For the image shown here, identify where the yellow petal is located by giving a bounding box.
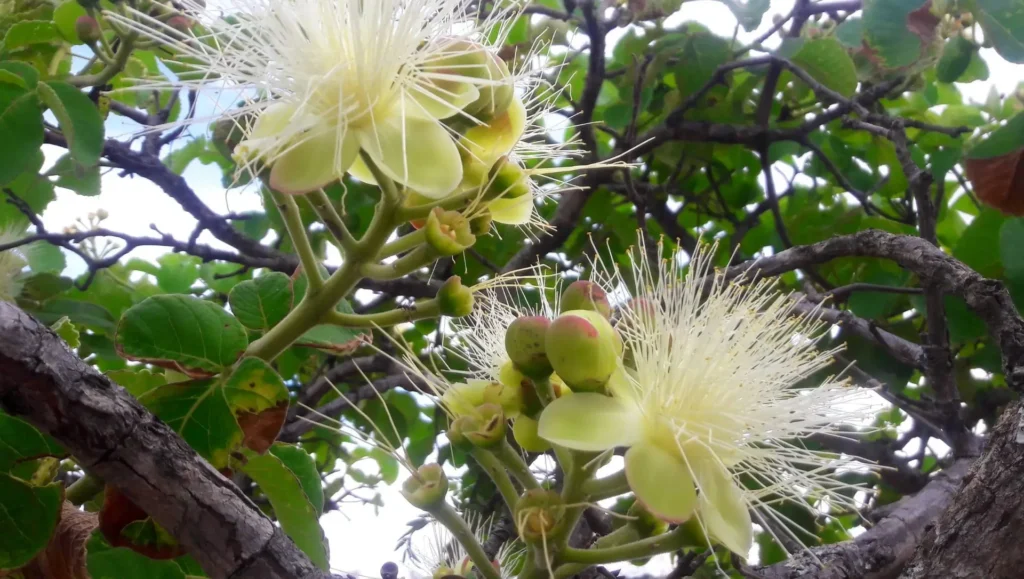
[441,380,490,417]
[460,95,527,166]
[625,443,697,523]
[407,82,480,120]
[537,393,642,452]
[268,129,359,195]
[347,155,377,186]
[357,113,462,198]
[488,194,534,225]
[692,454,752,557]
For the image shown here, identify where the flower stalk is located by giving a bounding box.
[429,502,503,579]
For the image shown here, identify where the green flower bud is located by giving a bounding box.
[425,208,476,256]
[545,310,622,392]
[437,276,475,318]
[627,500,669,538]
[487,159,530,200]
[401,463,449,510]
[483,380,523,418]
[560,280,611,319]
[469,210,493,236]
[461,403,506,448]
[514,489,566,543]
[75,15,101,43]
[446,416,471,448]
[512,415,551,453]
[505,316,553,378]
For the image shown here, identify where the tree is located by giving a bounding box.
[1,0,1024,577]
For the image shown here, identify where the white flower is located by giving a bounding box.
[0,227,31,302]
[409,513,523,579]
[537,241,879,557]
[111,0,533,197]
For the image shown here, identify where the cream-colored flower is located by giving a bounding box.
[112,0,531,197]
[537,241,879,557]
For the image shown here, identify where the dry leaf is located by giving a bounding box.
[965,148,1024,215]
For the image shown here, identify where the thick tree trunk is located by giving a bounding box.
[0,302,337,579]
[900,401,1024,579]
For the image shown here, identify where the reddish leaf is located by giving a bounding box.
[906,2,940,44]
[238,402,289,453]
[965,149,1024,215]
[98,487,185,560]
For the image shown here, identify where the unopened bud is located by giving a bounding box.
[401,463,449,510]
[469,210,493,236]
[166,15,193,35]
[75,15,101,43]
[627,500,669,538]
[515,489,566,543]
[513,415,551,453]
[487,159,530,200]
[484,381,523,418]
[95,208,109,220]
[433,39,514,123]
[505,316,553,378]
[437,276,475,317]
[545,310,622,392]
[560,280,611,319]
[425,208,476,256]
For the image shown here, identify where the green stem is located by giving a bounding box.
[551,527,644,578]
[308,189,356,255]
[558,525,693,568]
[431,502,503,579]
[360,151,401,206]
[495,440,540,491]
[581,468,628,501]
[66,473,104,506]
[472,448,520,511]
[376,228,426,260]
[273,191,323,293]
[324,299,440,328]
[69,34,134,87]
[361,246,433,280]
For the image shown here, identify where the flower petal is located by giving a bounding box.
[357,113,462,198]
[441,380,490,417]
[488,194,534,225]
[347,155,377,186]
[460,96,527,166]
[268,129,359,195]
[407,82,480,120]
[625,442,697,523]
[537,393,642,452]
[692,454,752,557]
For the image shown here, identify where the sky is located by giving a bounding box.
[31,0,1024,577]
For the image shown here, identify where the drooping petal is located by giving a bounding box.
[537,393,642,452]
[347,155,377,186]
[460,96,527,166]
[407,82,480,120]
[692,454,753,557]
[357,112,463,198]
[268,129,359,195]
[488,194,534,225]
[625,442,697,523]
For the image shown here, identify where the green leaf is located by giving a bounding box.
[0,475,62,570]
[967,112,1024,159]
[86,532,197,579]
[0,410,64,473]
[718,0,770,31]
[954,208,1005,278]
[939,105,985,128]
[1000,218,1024,282]
[32,298,116,335]
[53,1,89,44]
[241,449,329,569]
[50,315,80,348]
[3,21,59,49]
[269,443,325,516]
[106,368,167,398]
[37,81,104,167]
[936,37,975,83]
[50,152,101,196]
[115,295,248,377]
[138,358,289,466]
[228,272,294,331]
[296,324,368,355]
[672,31,732,98]
[0,66,44,186]
[974,0,1024,63]
[835,18,864,49]
[26,241,66,274]
[19,272,72,302]
[862,0,938,69]
[791,37,858,98]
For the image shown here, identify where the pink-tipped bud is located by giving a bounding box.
[75,15,101,43]
[166,15,193,35]
[545,310,621,392]
[560,280,611,319]
[505,316,553,378]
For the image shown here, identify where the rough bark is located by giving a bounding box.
[0,302,337,579]
[900,402,1024,579]
[752,459,972,579]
